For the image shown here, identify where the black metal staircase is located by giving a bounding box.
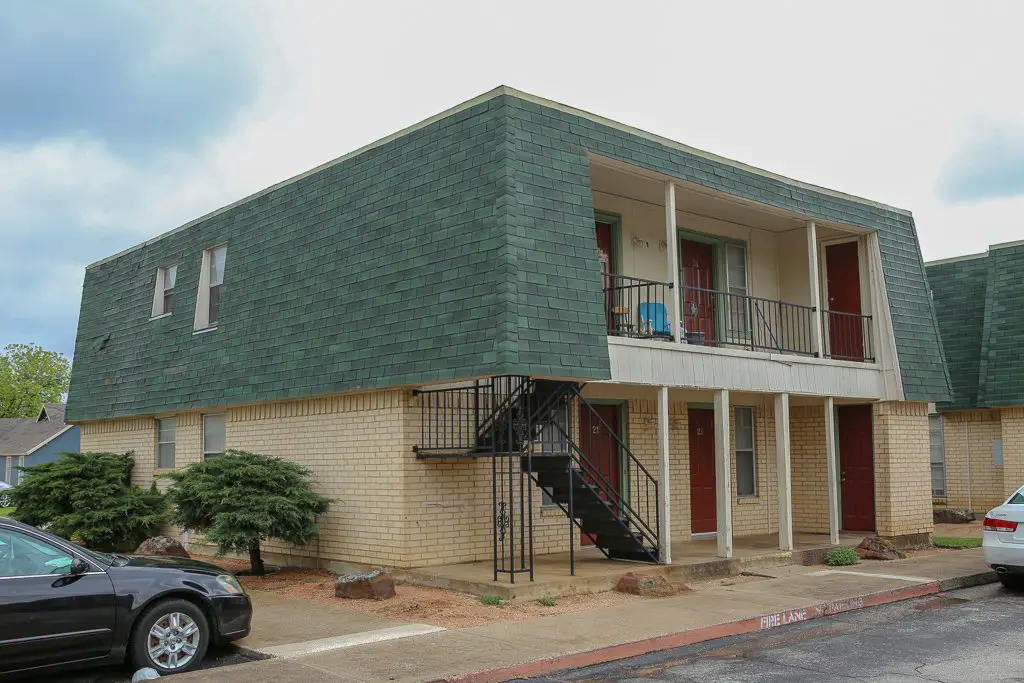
[414,376,660,582]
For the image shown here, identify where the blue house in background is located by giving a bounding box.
[0,404,80,485]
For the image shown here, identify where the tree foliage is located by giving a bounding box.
[164,450,331,575]
[10,452,168,552]
[0,343,72,418]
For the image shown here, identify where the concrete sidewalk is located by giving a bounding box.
[181,550,995,683]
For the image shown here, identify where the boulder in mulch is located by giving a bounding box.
[933,508,975,524]
[335,569,395,600]
[616,571,677,597]
[855,536,906,561]
[135,536,190,558]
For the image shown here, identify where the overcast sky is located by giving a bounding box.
[3,0,1023,359]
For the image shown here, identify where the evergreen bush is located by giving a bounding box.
[164,450,330,575]
[10,451,168,551]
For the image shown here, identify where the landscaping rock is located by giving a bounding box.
[335,569,395,600]
[616,571,677,597]
[134,536,189,558]
[855,536,906,561]
[934,508,975,524]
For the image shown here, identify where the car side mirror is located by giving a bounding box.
[70,558,89,576]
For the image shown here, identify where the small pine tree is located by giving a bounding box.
[11,452,168,551]
[164,450,331,575]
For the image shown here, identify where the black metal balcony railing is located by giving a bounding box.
[681,284,817,356]
[603,274,674,340]
[823,309,875,362]
[601,273,876,362]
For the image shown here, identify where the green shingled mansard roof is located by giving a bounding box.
[928,242,1024,410]
[67,86,950,422]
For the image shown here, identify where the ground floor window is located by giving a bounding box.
[929,414,946,497]
[203,414,226,459]
[735,406,756,497]
[157,417,176,469]
[538,405,570,507]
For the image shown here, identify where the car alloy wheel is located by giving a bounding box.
[147,611,201,670]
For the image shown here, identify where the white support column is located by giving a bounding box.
[807,220,824,357]
[665,181,682,344]
[824,397,840,544]
[657,385,672,564]
[714,389,733,558]
[775,393,793,551]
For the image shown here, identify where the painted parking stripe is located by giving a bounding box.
[256,623,446,658]
[807,569,935,583]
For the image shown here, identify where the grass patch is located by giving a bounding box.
[825,547,859,566]
[933,536,982,549]
[480,595,505,607]
[536,595,557,607]
[0,508,13,518]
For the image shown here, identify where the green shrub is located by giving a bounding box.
[480,595,504,606]
[10,452,167,551]
[164,450,330,575]
[536,596,557,607]
[825,547,859,566]
[932,536,982,549]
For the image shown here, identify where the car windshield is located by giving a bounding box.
[64,539,115,566]
[29,528,115,567]
[1009,490,1024,505]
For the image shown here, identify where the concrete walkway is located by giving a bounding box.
[181,550,994,683]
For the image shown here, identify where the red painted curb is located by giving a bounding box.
[441,581,940,683]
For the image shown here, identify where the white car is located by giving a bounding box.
[983,486,1024,588]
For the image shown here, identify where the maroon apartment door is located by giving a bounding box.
[825,241,864,360]
[597,221,616,333]
[580,404,621,546]
[681,240,715,343]
[838,405,875,532]
[689,408,717,533]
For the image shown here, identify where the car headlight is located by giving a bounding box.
[216,574,245,595]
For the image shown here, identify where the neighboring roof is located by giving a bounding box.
[38,403,65,423]
[67,87,949,422]
[0,407,71,456]
[927,242,1024,410]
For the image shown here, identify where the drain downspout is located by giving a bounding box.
[966,420,973,512]
[765,401,771,533]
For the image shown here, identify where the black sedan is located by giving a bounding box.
[0,517,252,679]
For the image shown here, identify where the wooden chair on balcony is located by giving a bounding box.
[610,306,633,335]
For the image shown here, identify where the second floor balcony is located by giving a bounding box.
[591,159,879,365]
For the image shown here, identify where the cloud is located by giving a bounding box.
[937,124,1024,204]
[0,1,270,358]
[0,0,258,158]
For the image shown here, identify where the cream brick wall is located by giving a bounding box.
[732,403,778,537]
[225,392,414,567]
[1001,407,1024,503]
[627,399,780,541]
[940,410,1005,512]
[873,401,933,538]
[790,405,830,534]
[78,390,935,569]
[80,417,157,485]
[627,399,689,542]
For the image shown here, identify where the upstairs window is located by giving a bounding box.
[151,264,177,318]
[193,245,226,331]
[726,243,749,336]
